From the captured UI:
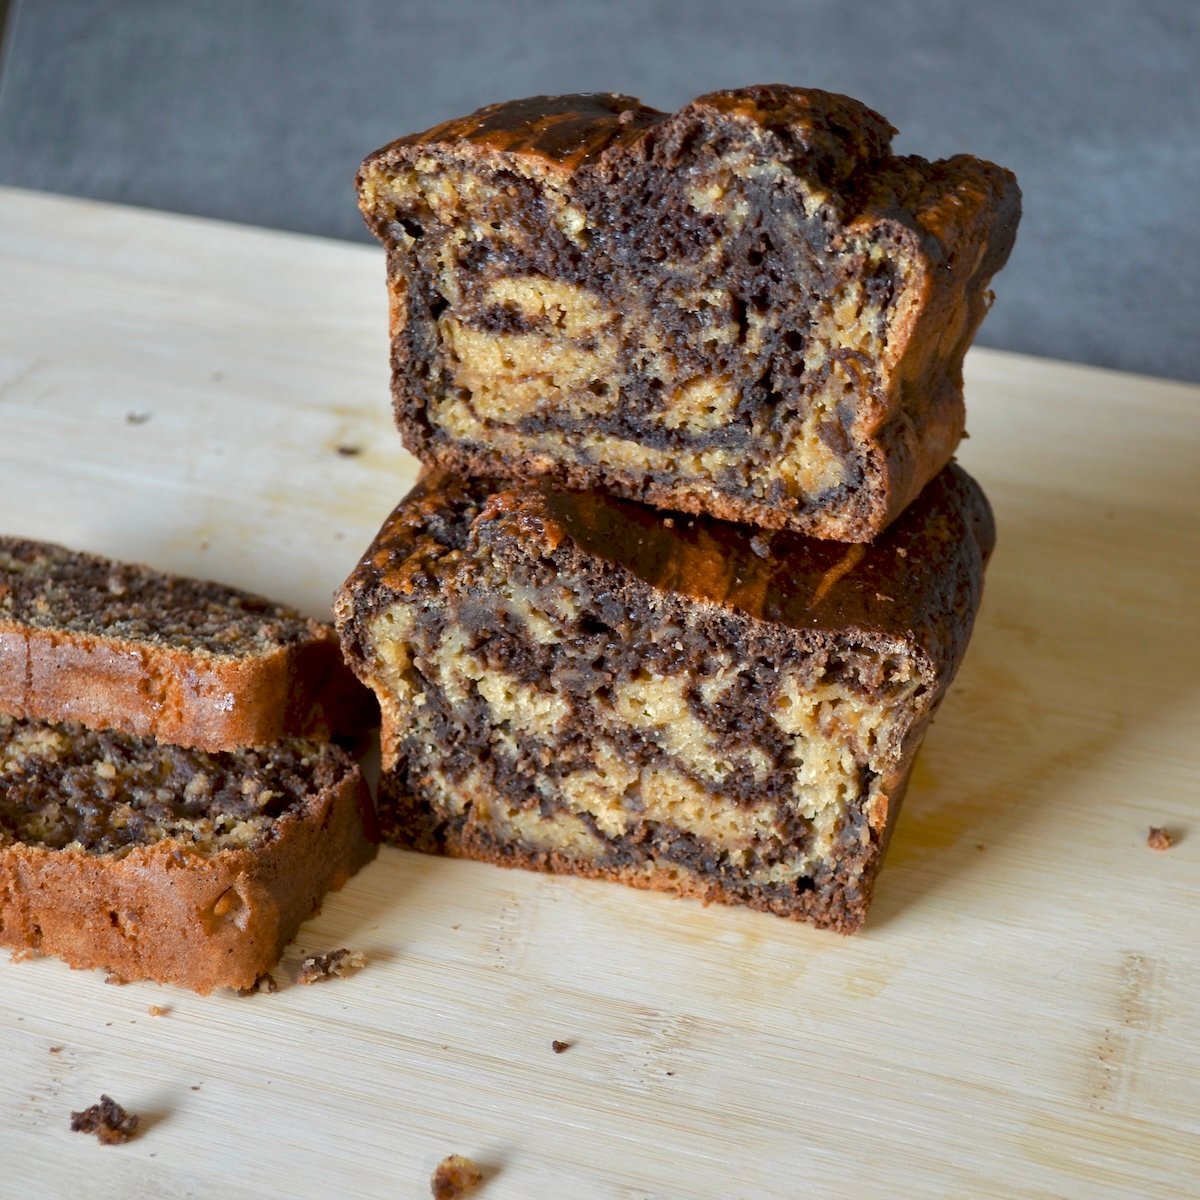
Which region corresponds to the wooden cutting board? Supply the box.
[1,187,1197,1200]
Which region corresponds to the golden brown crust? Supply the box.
[0,537,375,750]
[386,92,661,171]
[361,85,895,194]
[0,764,377,993]
[0,621,368,751]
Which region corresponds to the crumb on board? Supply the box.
[49,1046,63,1055]
[1147,826,1174,851]
[430,1154,484,1199]
[125,412,151,425]
[336,444,362,457]
[147,1005,169,1018]
[551,1040,571,1054]
[298,949,365,985]
[236,972,279,996]
[104,974,126,986]
[70,1095,139,1145]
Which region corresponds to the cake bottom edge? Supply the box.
[378,782,894,935]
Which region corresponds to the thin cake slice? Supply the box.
[0,537,374,751]
[335,464,994,932]
[358,85,1019,540]
[0,714,377,992]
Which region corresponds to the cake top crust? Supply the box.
[490,463,993,668]
[363,84,899,185]
[388,92,661,168]
[341,464,994,681]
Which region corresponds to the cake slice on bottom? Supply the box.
[0,715,377,992]
[336,464,993,932]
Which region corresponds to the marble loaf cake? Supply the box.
[335,464,994,932]
[0,537,374,751]
[357,85,1020,540]
[0,715,377,993]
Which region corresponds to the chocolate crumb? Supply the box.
[1147,827,1174,851]
[190,1085,201,1092]
[430,1154,483,1199]
[70,1095,139,1145]
[147,1005,169,1018]
[125,412,151,425]
[336,445,362,457]
[236,972,279,996]
[49,1046,63,1055]
[551,1040,570,1054]
[298,948,365,985]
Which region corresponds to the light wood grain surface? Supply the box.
[1,186,1197,1200]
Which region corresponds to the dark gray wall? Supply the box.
[2,0,1197,382]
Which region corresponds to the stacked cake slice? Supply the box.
[338,85,1020,931]
[0,539,378,991]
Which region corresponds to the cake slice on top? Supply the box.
[357,85,1019,540]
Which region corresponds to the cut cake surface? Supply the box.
[336,463,993,931]
[0,714,377,992]
[0,536,375,751]
[358,85,1019,540]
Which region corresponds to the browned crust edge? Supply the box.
[0,767,378,993]
[0,622,375,752]
[336,463,996,692]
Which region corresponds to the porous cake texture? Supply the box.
[358,85,1019,540]
[336,465,993,932]
[0,714,377,992]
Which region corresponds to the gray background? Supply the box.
[1,0,1197,383]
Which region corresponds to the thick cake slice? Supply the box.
[0,537,374,751]
[335,464,994,932]
[357,85,1019,540]
[0,715,377,992]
